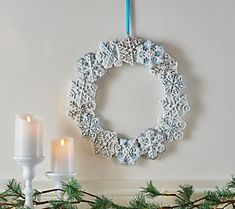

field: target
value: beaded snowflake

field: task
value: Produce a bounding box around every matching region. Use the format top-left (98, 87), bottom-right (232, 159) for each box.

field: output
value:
top-left (136, 40), bottom-right (165, 68)
top-left (77, 53), bottom-right (106, 83)
top-left (137, 129), bottom-right (166, 160)
top-left (68, 36), bottom-right (190, 165)
top-left (96, 41), bottom-right (122, 69)
top-left (94, 130), bottom-right (118, 159)
top-left (115, 138), bottom-right (141, 165)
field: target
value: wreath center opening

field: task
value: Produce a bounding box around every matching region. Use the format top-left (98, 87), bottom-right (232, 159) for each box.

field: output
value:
top-left (95, 64), bottom-right (162, 138)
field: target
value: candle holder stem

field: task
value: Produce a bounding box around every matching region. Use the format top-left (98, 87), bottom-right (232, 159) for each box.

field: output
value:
top-left (46, 172), bottom-right (77, 199)
top-left (23, 165), bottom-right (35, 208)
top-left (14, 157), bottom-right (44, 209)
top-left (55, 181), bottom-right (63, 199)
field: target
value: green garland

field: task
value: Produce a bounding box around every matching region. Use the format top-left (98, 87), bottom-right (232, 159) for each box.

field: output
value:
top-left (1, 177), bottom-right (235, 209)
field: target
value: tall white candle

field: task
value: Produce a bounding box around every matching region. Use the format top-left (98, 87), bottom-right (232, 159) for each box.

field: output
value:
top-left (15, 114), bottom-right (43, 158)
top-left (51, 137), bottom-right (74, 174)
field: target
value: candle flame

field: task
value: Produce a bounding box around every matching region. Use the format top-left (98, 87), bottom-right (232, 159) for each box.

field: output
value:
top-left (26, 115), bottom-right (31, 123)
top-left (60, 139), bottom-right (65, 146)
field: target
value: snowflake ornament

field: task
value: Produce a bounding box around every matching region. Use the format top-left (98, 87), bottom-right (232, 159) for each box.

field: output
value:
top-left (68, 100), bottom-right (84, 121)
top-left (67, 99), bottom-right (96, 123)
top-left (79, 112), bottom-right (102, 141)
top-left (77, 53), bottom-right (106, 83)
top-left (69, 79), bottom-right (97, 107)
top-left (117, 36), bottom-right (142, 65)
top-left (115, 138), bottom-right (141, 165)
top-left (137, 129), bottom-right (166, 160)
top-left (96, 41), bottom-right (122, 69)
top-left (161, 94), bottom-right (191, 118)
top-left (136, 40), bottom-right (164, 68)
top-left (94, 130), bottom-right (118, 159)
top-left (163, 74), bottom-right (184, 96)
top-left (156, 52), bottom-right (178, 72)
top-left (149, 52), bottom-right (178, 79)
top-left (68, 36), bottom-right (190, 165)
top-left (158, 116), bottom-right (186, 142)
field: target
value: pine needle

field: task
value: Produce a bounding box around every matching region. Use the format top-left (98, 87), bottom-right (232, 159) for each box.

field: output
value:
top-left (141, 181), bottom-right (161, 198)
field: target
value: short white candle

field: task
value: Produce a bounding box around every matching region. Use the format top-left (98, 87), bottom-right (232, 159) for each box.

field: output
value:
top-left (51, 137), bottom-right (74, 174)
top-left (15, 114), bottom-right (43, 158)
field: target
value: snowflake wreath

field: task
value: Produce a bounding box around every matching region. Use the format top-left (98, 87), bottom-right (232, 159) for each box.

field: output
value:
top-left (68, 36), bottom-right (190, 165)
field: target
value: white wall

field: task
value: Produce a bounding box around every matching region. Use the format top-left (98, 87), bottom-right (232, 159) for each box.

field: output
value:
top-left (0, 0), bottom-right (234, 187)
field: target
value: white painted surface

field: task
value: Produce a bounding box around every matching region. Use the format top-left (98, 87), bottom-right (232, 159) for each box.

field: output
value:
top-left (0, 0), bottom-right (234, 186)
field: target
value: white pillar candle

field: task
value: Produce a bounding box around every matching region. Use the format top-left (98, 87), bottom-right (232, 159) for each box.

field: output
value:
top-left (51, 137), bottom-right (74, 174)
top-left (15, 114), bottom-right (43, 158)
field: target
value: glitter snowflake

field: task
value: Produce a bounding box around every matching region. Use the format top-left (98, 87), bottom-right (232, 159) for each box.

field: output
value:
top-left (162, 74), bottom-right (184, 96)
top-left (115, 138), bottom-right (141, 165)
top-left (154, 52), bottom-right (178, 75)
top-left (161, 94), bottom-right (190, 118)
top-left (157, 52), bottom-right (178, 71)
top-left (79, 112), bottom-right (101, 141)
top-left (148, 68), bottom-right (164, 79)
top-left (77, 53), bottom-right (106, 83)
top-left (96, 41), bottom-right (122, 69)
top-left (69, 79), bottom-right (98, 108)
top-left (158, 116), bottom-right (186, 141)
top-left (117, 36), bottom-right (142, 65)
top-left (94, 130), bottom-right (118, 159)
top-left (137, 129), bottom-right (166, 160)
top-left (67, 99), bottom-right (95, 122)
top-left (67, 100), bottom-right (84, 121)
top-left (149, 52), bottom-right (178, 78)
top-left (136, 40), bottom-right (164, 68)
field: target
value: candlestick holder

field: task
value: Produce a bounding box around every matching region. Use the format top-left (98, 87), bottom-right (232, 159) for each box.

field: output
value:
top-left (14, 156), bottom-right (44, 209)
top-left (46, 172), bottom-right (77, 199)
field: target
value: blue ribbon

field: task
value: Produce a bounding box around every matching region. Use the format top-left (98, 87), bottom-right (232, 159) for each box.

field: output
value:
top-left (126, 0), bottom-right (131, 36)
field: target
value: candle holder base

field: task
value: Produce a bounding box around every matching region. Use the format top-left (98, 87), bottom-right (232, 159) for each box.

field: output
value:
top-left (46, 172), bottom-right (77, 199)
top-left (14, 156), bottom-right (45, 209)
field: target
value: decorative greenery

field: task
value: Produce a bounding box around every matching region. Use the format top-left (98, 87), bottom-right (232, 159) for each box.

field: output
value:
top-left (1, 177), bottom-right (235, 209)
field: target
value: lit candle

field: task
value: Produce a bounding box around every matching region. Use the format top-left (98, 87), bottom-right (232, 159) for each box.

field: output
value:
top-left (51, 137), bottom-right (74, 173)
top-left (15, 114), bottom-right (43, 158)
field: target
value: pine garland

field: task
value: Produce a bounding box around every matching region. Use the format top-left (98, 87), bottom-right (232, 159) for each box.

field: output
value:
top-left (0, 177), bottom-right (235, 209)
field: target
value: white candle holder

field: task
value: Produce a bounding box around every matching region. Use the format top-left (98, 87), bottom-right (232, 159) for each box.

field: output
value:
top-left (14, 156), bottom-right (44, 209)
top-left (46, 172), bottom-right (77, 199)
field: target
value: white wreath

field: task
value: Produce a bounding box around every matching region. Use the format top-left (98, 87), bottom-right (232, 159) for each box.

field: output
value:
top-left (68, 36), bottom-right (190, 165)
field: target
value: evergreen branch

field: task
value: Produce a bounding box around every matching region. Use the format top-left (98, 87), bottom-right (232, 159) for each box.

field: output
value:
top-left (39, 188), bottom-right (64, 194)
top-left (129, 194), bottom-right (160, 209)
top-left (90, 196), bottom-right (114, 209)
top-left (81, 190), bottom-right (100, 199)
top-left (226, 176), bottom-right (235, 189)
top-left (1, 177), bottom-right (235, 209)
top-left (174, 184), bottom-right (194, 208)
top-left (62, 178), bottom-right (83, 201)
top-left (0, 202), bottom-right (14, 206)
top-left (192, 196), bottom-right (207, 204)
top-left (222, 202), bottom-right (232, 209)
top-left (34, 199), bottom-right (95, 206)
top-left (141, 181), bottom-right (161, 198)
top-left (5, 179), bottom-right (24, 199)
top-left (141, 181), bottom-right (190, 203)
top-left (215, 187), bottom-right (235, 200)
top-left (35, 188), bottom-right (100, 199)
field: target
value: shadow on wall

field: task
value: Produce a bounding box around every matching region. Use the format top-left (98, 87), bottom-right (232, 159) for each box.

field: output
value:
top-left (164, 41), bottom-right (203, 140)
top-left (148, 41), bottom-right (204, 163)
